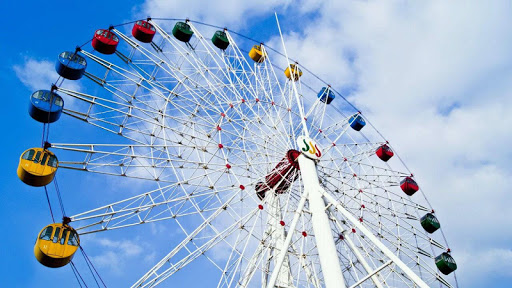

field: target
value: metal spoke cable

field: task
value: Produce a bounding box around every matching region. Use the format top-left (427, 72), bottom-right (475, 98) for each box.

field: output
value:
top-left (80, 246), bottom-right (108, 288)
top-left (43, 185), bottom-right (55, 223)
top-left (71, 261), bottom-right (89, 288)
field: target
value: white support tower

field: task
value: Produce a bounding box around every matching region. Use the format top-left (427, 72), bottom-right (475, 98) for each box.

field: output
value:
top-left (298, 154), bottom-right (346, 288)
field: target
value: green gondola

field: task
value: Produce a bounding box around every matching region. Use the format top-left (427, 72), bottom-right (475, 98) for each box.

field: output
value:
top-left (172, 22), bottom-right (194, 43)
top-left (212, 31), bottom-right (229, 50)
top-left (420, 213), bottom-right (440, 233)
top-left (435, 252), bottom-right (457, 275)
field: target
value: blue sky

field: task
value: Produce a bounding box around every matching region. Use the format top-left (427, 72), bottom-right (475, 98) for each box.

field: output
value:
top-left (2, 0), bottom-right (512, 287)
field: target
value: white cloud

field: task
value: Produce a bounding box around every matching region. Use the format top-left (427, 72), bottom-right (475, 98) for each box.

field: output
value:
top-left (14, 58), bottom-right (82, 92)
top-left (14, 57), bottom-right (82, 107)
top-left (89, 237), bottom-right (148, 274)
top-left (138, 0), bottom-right (293, 29)
top-left (97, 238), bottom-right (144, 257)
top-left (457, 248), bottom-right (512, 285)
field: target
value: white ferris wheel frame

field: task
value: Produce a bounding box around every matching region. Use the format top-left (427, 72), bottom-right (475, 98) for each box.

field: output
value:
top-left (40, 15), bottom-right (458, 288)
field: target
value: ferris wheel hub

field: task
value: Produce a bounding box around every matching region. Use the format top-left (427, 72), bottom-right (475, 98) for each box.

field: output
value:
top-left (296, 136), bottom-right (322, 160)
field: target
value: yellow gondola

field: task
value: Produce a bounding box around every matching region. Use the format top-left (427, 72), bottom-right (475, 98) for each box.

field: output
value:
top-left (17, 148), bottom-right (58, 187)
top-left (34, 223), bottom-right (80, 268)
top-left (248, 44), bottom-right (266, 63)
top-left (284, 64), bottom-right (303, 81)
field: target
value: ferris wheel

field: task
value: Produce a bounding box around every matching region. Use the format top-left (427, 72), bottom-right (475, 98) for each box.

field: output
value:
top-left (17, 17), bottom-right (459, 288)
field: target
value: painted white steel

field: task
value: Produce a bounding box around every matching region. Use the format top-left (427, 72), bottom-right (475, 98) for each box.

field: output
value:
top-left (328, 207), bottom-right (385, 288)
top-left (266, 191), bottom-right (309, 288)
top-left (322, 192), bottom-right (430, 288)
top-left (298, 154), bottom-right (346, 288)
top-left (348, 261), bottom-right (392, 288)
top-left (269, 195), bottom-right (295, 288)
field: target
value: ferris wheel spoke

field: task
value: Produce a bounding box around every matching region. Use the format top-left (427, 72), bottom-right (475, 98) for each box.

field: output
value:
top-left (319, 190), bottom-right (430, 288)
top-left (318, 160), bottom-right (439, 272)
top-left (222, 33), bottom-right (295, 148)
top-left (327, 207), bottom-right (386, 287)
top-left (149, 22), bottom-right (237, 106)
top-left (57, 88), bottom-right (221, 146)
top-left (83, 37), bottom-right (247, 135)
top-left (51, 141), bottom-right (255, 184)
top-left (80, 50), bottom-right (171, 112)
top-left (69, 180), bottom-right (241, 234)
top-left (132, 204), bottom-right (260, 288)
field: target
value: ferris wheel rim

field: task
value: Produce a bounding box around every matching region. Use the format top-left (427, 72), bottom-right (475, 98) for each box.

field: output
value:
top-left (25, 16), bottom-right (459, 288)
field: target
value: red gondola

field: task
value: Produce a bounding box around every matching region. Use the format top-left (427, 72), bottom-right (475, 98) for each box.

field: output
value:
top-left (376, 144), bottom-right (394, 162)
top-left (92, 29), bottom-right (119, 55)
top-left (132, 20), bottom-right (156, 43)
top-left (256, 150), bottom-right (301, 200)
top-left (400, 177), bottom-right (419, 196)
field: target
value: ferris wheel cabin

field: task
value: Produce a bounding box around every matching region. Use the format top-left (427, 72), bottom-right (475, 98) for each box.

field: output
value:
top-left (284, 64), bottom-right (303, 81)
top-left (55, 51), bottom-right (87, 80)
top-left (420, 212), bottom-right (441, 233)
top-left (317, 87), bottom-right (336, 104)
top-left (212, 30), bottom-right (230, 50)
top-left (17, 148), bottom-right (58, 187)
top-left (132, 20), bottom-right (156, 43)
top-left (435, 252), bottom-right (457, 275)
top-left (92, 29), bottom-right (119, 55)
top-left (29, 90), bottom-right (64, 123)
top-left (349, 114), bottom-right (366, 131)
top-left (34, 223), bottom-right (80, 268)
top-left (172, 22), bottom-right (194, 43)
top-left (255, 150), bottom-right (301, 200)
top-left (376, 144), bottom-right (394, 162)
top-left (400, 176), bottom-right (419, 196)
top-left (249, 45), bottom-right (265, 63)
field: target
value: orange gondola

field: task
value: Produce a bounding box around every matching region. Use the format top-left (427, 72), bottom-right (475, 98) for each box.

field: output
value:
top-left (17, 148), bottom-right (58, 187)
top-left (34, 222), bottom-right (80, 268)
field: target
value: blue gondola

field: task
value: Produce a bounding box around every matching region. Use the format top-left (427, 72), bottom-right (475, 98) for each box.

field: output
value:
top-left (317, 87), bottom-right (335, 104)
top-left (55, 51), bottom-right (87, 80)
top-left (349, 114), bottom-right (366, 131)
top-left (29, 90), bottom-right (64, 123)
